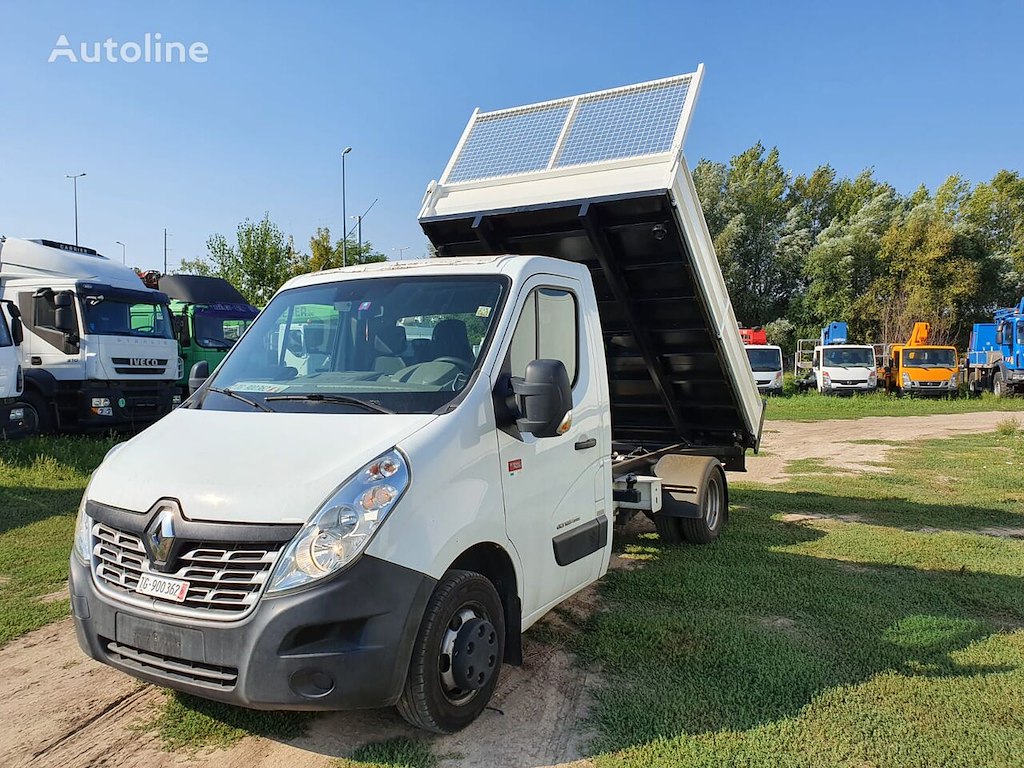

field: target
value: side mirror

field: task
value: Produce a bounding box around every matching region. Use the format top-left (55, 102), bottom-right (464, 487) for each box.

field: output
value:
top-left (510, 359), bottom-right (572, 438)
top-left (10, 316), bottom-right (23, 346)
top-left (996, 324), bottom-right (1004, 346)
top-left (188, 360), bottom-right (209, 395)
top-left (175, 315), bottom-right (191, 346)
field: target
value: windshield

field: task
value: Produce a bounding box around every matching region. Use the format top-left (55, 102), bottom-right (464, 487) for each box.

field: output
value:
top-left (901, 348), bottom-right (957, 368)
top-left (823, 347), bottom-right (875, 367)
top-left (193, 305), bottom-right (259, 349)
top-left (82, 299), bottom-right (173, 338)
top-left (203, 275), bottom-right (508, 414)
top-left (745, 347), bottom-right (783, 372)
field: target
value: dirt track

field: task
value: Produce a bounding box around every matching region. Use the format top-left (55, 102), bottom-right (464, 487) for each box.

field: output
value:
top-left (0, 412), bottom-right (1018, 768)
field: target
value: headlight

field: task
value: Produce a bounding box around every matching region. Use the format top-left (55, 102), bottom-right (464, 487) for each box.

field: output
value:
top-left (267, 449), bottom-right (410, 594)
top-left (949, 374), bottom-right (958, 387)
top-left (868, 371), bottom-right (877, 385)
top-left (73, 491), bottom-right (93, 564)
top-left (822, 372), bottom-right (831, 385)
top-left (902, 373), bottom-right (911, 387)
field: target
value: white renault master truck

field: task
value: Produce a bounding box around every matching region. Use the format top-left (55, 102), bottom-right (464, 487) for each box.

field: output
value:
top-left (70, 68), bottom-right (763, 732)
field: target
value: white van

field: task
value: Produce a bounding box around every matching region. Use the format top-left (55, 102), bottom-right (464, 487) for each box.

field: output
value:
top-left (744, 344), bottom-right (784, 394)
top-left (70, 69), bottom-right (763, 732)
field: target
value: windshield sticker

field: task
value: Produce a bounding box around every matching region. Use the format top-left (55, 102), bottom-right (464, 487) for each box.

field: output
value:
top-left (358, 301), bottom-right (373, 311)
top-left (230, 382), bottom-right (289, 393)
top-left (476, 305), bottom-right (492, 318)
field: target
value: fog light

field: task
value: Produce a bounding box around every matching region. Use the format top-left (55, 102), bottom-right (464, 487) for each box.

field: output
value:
top-left (91, 397), bottom-right (111, 408)
top-left (91, 406), bottom-right (114, 417)
top-left (171, 394), bottom-right (182, 406)
top-left (9, 407), bottom-right (24, 421)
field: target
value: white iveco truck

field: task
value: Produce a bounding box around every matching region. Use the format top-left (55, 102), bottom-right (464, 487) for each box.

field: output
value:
top-left (70, 68), bottom-right (763, 732)
top-left (0, 237), bottom-right (180, 433)
top-left (0, 292), bottom-right (32, 438)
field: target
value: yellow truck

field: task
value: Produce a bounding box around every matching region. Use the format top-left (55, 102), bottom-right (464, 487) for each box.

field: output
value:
top-left (881, 322), bottom-right (959, 396)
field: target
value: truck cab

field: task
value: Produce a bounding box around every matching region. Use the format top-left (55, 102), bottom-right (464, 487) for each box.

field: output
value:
top-left (158, 275), bottom-right (260, 395)
top-left (963, 300), bottom-right (1024, 396)
top-left (69, 68), bottom-right (762, 733)
top-left (884, 322), bottom-right (959, 396)
top-left (0, 238), bottom-right (180, 432)
top-left (744, 344), bottom-right (784, 394)
top-left (798, 323), bottom-right (876, 394)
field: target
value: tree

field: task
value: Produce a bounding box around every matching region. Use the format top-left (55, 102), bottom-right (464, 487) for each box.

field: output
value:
top-left (299, 227), bottom-right (387, 273)
top-left (179, 213), bottom-right (300, 306)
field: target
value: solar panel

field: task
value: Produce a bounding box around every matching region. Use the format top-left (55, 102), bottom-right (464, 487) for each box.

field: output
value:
top-left (442, 73), bottom-right (696, 185)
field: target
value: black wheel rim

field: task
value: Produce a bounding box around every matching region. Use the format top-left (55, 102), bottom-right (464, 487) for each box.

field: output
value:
top-left (438, 601), bottom-right (497, 706)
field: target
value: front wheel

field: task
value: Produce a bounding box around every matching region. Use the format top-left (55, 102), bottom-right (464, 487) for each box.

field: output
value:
top-left (21, 391), bottom-right (54, 435)
top-left (994, 374), bottom-right (1007, 398)
top-left (396, 570), bottom-right (505, 733)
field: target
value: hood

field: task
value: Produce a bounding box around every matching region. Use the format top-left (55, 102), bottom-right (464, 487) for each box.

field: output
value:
top-left (88, 407), bottom-right (436, 524)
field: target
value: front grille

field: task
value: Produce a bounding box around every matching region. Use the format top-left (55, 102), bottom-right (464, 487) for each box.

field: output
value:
top-left (102, 637), bottom-right (238, 688)
top-left (113, 366), bottom-right (165, 375)
top-left (92, 521), bottom-right (283, 620)
top-left (833, 379), bottom-right (868, 386)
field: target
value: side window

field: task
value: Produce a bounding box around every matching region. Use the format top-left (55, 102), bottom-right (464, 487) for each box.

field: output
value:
top-left (508, 287), bottom-right (578, 384)
top-left (812, 350), bottom-right (820, 369)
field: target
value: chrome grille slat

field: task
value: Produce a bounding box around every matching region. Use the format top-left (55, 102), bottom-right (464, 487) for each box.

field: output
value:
top-left (90, 521), bottom-right (283, 620)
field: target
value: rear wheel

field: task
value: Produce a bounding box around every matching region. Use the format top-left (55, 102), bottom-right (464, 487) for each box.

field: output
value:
top-left (397, 570), bottom-right (505, 733)
top-left (680, 467), bottom-right (727, 544)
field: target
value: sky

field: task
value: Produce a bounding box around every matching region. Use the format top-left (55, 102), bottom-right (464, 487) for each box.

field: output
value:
top-left (1, 1), bottom-right (1022, 272)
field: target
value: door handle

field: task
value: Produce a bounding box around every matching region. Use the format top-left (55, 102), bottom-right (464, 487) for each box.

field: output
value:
top-left (574, 437), bottom-right (597, 451)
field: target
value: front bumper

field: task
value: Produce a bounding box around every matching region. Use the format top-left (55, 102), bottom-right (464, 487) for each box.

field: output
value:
top-left (70, 553), bottom-right (436, 710)
top-left (0, 398), bottom-right (33, 439)
top-left (901, 381), bottom-right (958, 396)
top-left (755, 381), bottom-right (783, 394)
top-left (822, 382), bottom-right (876, 394)
top-left (72, 380), bottom-right (178, 430)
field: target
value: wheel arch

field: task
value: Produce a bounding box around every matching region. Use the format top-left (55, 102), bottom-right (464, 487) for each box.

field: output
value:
top-left (448, 542), bottom-right (522, 665)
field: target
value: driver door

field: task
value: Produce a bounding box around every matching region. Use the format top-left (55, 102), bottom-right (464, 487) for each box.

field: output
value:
top-left (493, 274), bottom-right (609, 623)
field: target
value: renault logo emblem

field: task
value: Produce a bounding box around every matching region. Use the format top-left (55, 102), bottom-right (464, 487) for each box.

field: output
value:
top-left (145, 507), bottom-right (177, 566)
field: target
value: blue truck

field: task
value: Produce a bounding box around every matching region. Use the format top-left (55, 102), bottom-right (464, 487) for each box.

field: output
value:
top-left (964, 298), bottom-right (1024, 397)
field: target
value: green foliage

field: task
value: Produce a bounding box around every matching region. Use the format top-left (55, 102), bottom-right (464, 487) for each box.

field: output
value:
top-left (696, 145), bottom-right (1022, 349)
top-left (764, 391), bottom-right (1024, 421)
top-left (304, 226), bottom-right (388, 271)
top-left (179, 213), bottom-right (301, 306)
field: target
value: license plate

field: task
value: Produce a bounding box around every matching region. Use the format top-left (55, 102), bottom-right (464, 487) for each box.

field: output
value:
top-left (136, 573), bottom-right (190, 603)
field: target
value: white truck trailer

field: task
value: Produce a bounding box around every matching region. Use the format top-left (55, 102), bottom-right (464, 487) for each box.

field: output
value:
top-left (69, 68), bottom-right (763, 732)
top-left (0, 237), bottom-right (181, 433)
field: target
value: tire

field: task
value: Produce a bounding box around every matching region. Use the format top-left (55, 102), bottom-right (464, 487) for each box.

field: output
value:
top-left (994, 373), bottom-right (1007, 398)
top-left (680, 468), bottom-right (728, 544)
top-left (21, 390), bottom-right (54, 435)
top-left (397, 570), bottom-right (505, 733)
top-left (653, 512), bottom-right (685, 545)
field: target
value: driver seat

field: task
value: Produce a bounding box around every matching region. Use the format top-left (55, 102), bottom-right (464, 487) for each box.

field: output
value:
top-left (431, 319), bottom-right (473, 362)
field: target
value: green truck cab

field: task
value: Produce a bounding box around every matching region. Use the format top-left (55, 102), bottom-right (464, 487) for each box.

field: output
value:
top-left (158, 275), bottom-right (259, 395)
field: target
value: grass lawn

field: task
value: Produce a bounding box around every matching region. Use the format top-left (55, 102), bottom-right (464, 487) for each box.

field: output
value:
top-left (764, 391), bottom-right (1024, 421)
top-left (0, 436), bottom-right (116, 646)
top-left (568, 427), bottom-right (1024, 767)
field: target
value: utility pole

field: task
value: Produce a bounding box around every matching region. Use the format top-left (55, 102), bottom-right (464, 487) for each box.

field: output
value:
top-left (163, 228), bottom-right (169, 273)
top-left (348, 198), bottom-right (378, 263)
top-left (341, 147), bottom-right (352, 267)
top-left (66, 173), bottom-right (87, 245)
top-left (394, 246), bottom-right (411, 260)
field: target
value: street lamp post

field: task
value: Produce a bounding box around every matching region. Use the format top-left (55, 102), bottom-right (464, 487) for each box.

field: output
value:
top-left (341, 147), bottom-right (352, 267)
top-left (394, 246), bottom-right (411, 260)
top-left (115, 240), bottom-right (126, 265)
top-left (66, 173), bottom-right (87, 245)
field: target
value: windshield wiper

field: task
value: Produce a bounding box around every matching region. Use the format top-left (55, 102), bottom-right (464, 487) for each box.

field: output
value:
top-left (206, 386), bottom-right (275, 413)
top-left (264, 393), bottom-right (394, 414)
